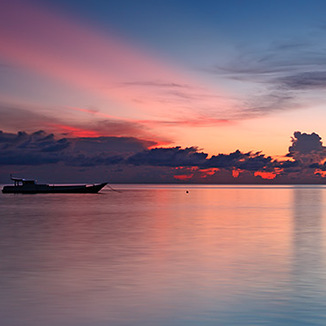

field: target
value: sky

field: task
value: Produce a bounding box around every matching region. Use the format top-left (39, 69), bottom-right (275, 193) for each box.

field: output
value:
top-left (2, 0), bottom-right (326, 183)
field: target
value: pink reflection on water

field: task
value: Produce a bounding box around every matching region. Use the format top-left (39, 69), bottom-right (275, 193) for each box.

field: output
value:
top-left (2, 186), bottom-right (326, 325)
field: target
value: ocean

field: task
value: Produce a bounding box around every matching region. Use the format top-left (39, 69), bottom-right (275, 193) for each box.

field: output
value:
top-left (1, 184), bottom-right (326, 326)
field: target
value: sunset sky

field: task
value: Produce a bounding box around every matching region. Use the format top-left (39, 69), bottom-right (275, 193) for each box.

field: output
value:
top-left (2, 0), bottom-right (326, 183)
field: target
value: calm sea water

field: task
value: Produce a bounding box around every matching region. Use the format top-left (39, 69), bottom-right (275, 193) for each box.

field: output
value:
top-left (1, 184), bottom-right (326, 326)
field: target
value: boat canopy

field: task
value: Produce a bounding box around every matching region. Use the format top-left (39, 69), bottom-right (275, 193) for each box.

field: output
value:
top-left (10, 175), bottom-right (36, 185)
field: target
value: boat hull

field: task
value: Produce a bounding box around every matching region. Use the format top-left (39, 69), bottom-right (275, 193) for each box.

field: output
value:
top-left (2, 183), bottom-right (107, 194)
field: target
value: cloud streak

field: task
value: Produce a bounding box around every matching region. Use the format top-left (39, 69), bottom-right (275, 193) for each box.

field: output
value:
top-left (0, 0), bottom-right (235, 125)
top-left (278, 71), bottom-right (326, 90)
top-left (0, 101), bottom-right (173, 144)
top-left (206, 36), bottom-right (326, 119)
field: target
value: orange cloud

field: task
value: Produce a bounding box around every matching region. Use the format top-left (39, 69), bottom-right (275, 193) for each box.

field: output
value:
top-left (174, 174), bottom-right (194, 181)
top-left (232, 169), bottom-right (244, 178)
top-left (314, 169), bottom-right (326, 178)
top-left (200, 168), bottom-right (219, 178)
top-left (173, 166), bottom-right (197, 180)
top-left (254, 171), bottom-right (277, 180)
top-left (173, 167), bottom-right (219, 180)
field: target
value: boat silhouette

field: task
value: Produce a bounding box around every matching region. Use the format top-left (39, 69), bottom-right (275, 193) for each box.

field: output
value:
top-left (2, 176), bottom-right (107, 194)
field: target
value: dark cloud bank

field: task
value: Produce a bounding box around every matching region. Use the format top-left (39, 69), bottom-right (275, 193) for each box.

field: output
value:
top-left (1, 130), bottom-right (326, 184)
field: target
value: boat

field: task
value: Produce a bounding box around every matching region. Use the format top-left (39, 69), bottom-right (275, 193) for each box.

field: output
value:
top-left (2, 176), bottom-right (107, 194)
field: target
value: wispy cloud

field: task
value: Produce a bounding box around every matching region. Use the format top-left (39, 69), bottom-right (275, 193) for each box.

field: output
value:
top-left (0, 103), bottom-right (60, 132)
top-left (205, 36), bottom-right (326, 118)
top-left (277, 71), bottom-right (326, 90)
top-left (0, 0), bottom-right (235, 125)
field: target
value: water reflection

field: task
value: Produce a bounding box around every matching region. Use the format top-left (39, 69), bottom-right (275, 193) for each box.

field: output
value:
top-left (293, 187), bottom-right (323, 273)
top-left (290, 187), bottom-right (326, 324)
top-left (1, 186), bottom-right (326, 325)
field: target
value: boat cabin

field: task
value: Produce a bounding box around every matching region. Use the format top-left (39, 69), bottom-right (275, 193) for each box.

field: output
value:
top-left (11, 176), bottom-right (36, 187)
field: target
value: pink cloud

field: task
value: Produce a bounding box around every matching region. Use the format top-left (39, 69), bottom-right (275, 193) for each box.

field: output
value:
top-left (0, 0), bottom-right (235, 124)
top-left (139, 117), bottom-right (233, 127)
top-left (48, 124), bottom-right (101, 138)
